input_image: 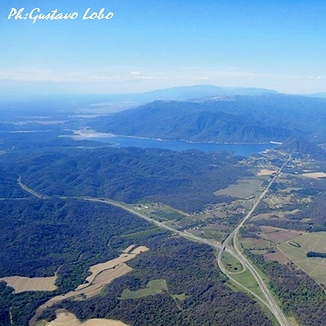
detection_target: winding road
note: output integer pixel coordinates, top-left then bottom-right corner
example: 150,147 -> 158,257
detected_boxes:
18,159 -> 291,326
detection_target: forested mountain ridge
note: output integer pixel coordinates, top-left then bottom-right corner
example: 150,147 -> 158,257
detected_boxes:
9,147 -> 250,212
279,137 -> 326,161
0,145 -> 268,326
92,93 -> 326,144
92,99 -> 300,143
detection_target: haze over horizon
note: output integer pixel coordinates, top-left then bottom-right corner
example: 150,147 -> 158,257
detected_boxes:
1,0 -> 326,96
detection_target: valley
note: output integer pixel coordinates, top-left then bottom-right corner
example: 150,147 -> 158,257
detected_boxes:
2,144 -> 326,326
1,91 -> 326,325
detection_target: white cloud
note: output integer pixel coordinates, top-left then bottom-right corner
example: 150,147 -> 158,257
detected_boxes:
129,71 -> 151,80
0,68 -> 154,83
0,67 -> 325,94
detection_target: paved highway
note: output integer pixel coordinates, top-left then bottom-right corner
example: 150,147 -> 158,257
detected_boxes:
85,191 -> 290,326
18,160 -> 291,326
217,157 -> 291,326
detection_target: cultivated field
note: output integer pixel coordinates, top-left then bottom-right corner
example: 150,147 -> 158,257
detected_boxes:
34,246 -> 148,326
0,275 -> 57,293
120,279 -> 167,300
301,172 -> 326,178
43,310 -> 128,326
78,264 -> 133,299
123,245 -> 136,253
263,249 -> 290,264
80,245 -> 148,288
279,232 -> 326,285
214,177 -> 263,198
241,238 -> 272,251
260,226 -> 303,244
256,169 -> 276,176
131,246 -> 150,254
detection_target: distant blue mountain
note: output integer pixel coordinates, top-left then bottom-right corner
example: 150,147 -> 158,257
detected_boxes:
0,84 -> 279,114
307,92 -> 326,99
4,85 -> 326,144
126,85 -> 278,102
90,91 -> 326,143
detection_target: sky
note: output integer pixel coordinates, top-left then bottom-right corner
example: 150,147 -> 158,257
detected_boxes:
1,0 -> 326,95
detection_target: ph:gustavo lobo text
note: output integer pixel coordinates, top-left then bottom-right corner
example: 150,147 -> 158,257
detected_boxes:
8,8 -> 114,23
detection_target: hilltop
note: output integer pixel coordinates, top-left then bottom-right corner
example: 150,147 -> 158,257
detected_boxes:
279,137 -> 326,161
91,91 -> 326,144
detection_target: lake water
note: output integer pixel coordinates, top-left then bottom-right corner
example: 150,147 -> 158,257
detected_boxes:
93,135 -> 279,156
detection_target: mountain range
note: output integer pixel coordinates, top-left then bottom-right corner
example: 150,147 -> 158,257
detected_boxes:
91,86 -> 326,144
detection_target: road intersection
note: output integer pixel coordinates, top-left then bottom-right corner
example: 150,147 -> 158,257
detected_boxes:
19,158 -> 291,326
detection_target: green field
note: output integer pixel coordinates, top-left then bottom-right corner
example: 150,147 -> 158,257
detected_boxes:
227,267 -> 280,326
241,238 -> 272,255
130,203 -> 196,228
172,293 -> 187,301
221,251 -> 268,302
279,232 -> 326,285
214,177 -> 263,198
229,269 -> 264,299
120,279 -> 168,300
35,322 -> 47,326
201,228 -> 227,242
221,251 -> 244,273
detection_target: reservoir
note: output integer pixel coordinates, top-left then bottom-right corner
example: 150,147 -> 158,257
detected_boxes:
92,135 -> 279,156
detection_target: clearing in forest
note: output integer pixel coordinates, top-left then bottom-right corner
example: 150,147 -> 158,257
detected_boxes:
0,275 -> 57,293
43,309 -> 128,326
80,245 -> 148,288
120,279 -> 168,300
301,172 -> 326,178
32,246 -> 148,325
256,169 -> 276,176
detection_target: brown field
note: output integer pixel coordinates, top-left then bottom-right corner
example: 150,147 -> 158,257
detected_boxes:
302,172 -> 326,179
260,226 -> 303,244
241,238 -> 272,250
122,245 -> 136,253
93,265 -> 131,285
130,246 -> 148,255
0,275 -> 57,293
264,249 -> 290,264
256,169 -> 276,176
45,310 -> 128,326
75,263 -> 133,299
31,246 -> 148,326
81,246 -> 148,287
35,263 -> 132,310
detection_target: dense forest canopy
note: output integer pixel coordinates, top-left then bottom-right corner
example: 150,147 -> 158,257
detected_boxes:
9,147 -> 250,212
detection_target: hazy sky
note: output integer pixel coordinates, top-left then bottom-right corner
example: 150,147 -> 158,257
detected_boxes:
1,0 -> 326,95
